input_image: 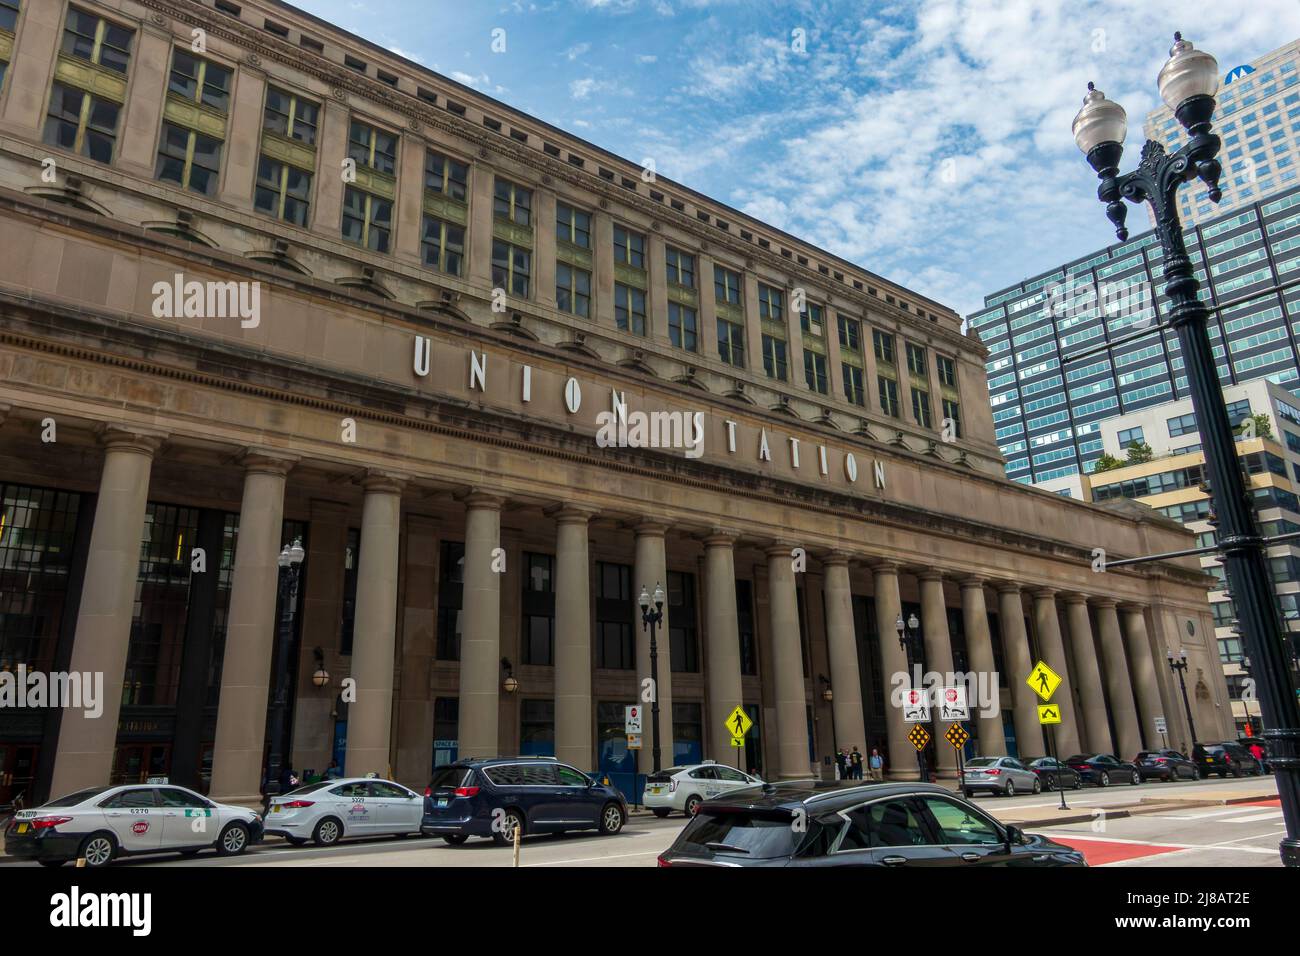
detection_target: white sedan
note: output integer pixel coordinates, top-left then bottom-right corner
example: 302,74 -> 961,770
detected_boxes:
265,777 -> 425,846
4,784 -> 262,867
643,762 -> 762,817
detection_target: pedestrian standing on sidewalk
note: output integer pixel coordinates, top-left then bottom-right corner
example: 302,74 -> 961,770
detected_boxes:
850,746 -> 864,779
869,748 -> 884,782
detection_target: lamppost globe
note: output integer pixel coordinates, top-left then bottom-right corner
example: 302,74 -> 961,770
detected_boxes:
1157,33 -> 1219,117
638,587 -> 650,611
907,613 -> 919,631
287,537 -> 305,565
653,584 -> 665,608
1071,83 -> 1127,157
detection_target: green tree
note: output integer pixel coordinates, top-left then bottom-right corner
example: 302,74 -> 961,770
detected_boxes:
1125,440 -> 1154,464
1239,412 -> 1272,440
1093,453 -> 1123,473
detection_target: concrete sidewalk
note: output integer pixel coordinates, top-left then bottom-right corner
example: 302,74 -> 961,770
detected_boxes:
992,779 -> 1280,828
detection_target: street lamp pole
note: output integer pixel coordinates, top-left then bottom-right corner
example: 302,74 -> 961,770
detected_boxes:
1166,649 -> 1199,752
264,537 -> 305,798
896,612 -> 925,782
638,583 -> 666,775
819,675 -> 837,777
1073,34 -> 1300,866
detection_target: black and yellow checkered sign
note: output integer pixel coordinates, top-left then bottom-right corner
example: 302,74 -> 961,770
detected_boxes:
907,725 -> 930,751
944,724 -> 970,749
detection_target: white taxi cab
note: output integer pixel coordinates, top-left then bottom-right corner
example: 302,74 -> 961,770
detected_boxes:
643,761 -> 762,818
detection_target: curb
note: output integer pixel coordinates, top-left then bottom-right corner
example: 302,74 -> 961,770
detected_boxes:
1004,790 -> 1279,829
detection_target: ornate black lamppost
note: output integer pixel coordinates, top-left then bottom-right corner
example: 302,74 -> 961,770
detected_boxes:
638,583 -> 666,774
1073,33 -> 1300,866
818,674 -> 838,777
1166,648 -> 1199,753
895,612 -> 926,781
264,537 -> 305,798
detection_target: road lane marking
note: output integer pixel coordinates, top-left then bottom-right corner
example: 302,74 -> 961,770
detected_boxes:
1220,810 -> 1284,824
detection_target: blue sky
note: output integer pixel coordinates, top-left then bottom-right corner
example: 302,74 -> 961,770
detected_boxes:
290,0 -> 1300,316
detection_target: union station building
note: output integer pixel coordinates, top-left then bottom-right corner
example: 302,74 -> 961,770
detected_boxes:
0,0 -> 1234,807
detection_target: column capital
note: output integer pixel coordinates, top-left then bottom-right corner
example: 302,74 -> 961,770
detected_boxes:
820,549 -> 853,568
1029,586 -> 1059,601
454,486 -> 504,510
867,557 -> 900,574
1060,591 -> 1091,606
764,539 -> 799,559
992,579 -> 1022,595
627,517 -> 671,538
1118,601 -> 1148,614
1092,596 -> 1119,609
916,568 -> 945,584
363,471 -> 410,496
702,527 -> 741,548
237,447 -> 299,477
958,574 -> 987,589
97,424 -> 167,456
546,503 -> 599,525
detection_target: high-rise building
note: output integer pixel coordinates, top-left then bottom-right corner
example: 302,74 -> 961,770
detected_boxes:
1070,379 -> 1300,737
1144,38 -> 1300,228
970,182 -> 1300,498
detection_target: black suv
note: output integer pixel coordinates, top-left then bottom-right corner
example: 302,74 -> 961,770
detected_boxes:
1192,742 -> 1263,778
657,780 -> 1085,868
420,757 -> 627,845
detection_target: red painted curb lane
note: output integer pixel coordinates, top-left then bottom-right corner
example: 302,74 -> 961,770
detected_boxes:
1051,837 -> 1184,866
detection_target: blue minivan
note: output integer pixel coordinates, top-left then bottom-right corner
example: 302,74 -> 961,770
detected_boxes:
421,757 -> 627,845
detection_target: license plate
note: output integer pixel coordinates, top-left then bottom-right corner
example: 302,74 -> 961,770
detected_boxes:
16,823 -> 28,834
437,798 -> 448,808
271,805 -> 281,813
648,786 -> 662,794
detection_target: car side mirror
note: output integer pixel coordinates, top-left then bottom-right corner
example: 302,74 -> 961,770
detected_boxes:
1004,824 -> 1025,847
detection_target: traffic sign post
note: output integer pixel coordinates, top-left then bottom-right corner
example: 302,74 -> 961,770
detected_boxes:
1155,715 -> 1168,750
944,723 -> 970,793
1037,699 -> 1068,810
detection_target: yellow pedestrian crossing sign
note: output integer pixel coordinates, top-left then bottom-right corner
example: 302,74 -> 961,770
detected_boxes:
1038,703 -> 1062,725
730,735 -> 745,748
725,706 -> 752,739
1027,660 -> 1062,702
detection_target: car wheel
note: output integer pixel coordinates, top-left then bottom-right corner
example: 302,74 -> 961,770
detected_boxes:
217,822 -> 250,857
1004,779 -> 1015,797
37,859 -> 67,868
1072,775 -> 1081,790
79,832 -> 116,868
963,789 -> 975,798
492,809 -> 525,847
651,808 -> 670,819
1131,772 -> 1141,786
599,803 -> 625,835
1099,772 -> 1111,787
1044,773 -> 1056,790
313,817 -> 343,847
685,795 -> 703,817
441,834 -> 469,846
1031,777 -> 1042,794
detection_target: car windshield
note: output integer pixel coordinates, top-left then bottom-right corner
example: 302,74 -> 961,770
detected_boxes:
965,758 -> 997,767
681,810 -> 804,859
284,781 -> 336,795
43,787 -> 110,808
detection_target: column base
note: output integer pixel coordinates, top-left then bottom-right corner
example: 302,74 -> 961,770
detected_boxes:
886,768 -> 922,782
932,767 -> 960,782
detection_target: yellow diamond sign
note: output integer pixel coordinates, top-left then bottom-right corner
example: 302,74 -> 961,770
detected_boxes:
725,706 -> 752,739
1027,660 -> 1062,702
907,725 -> 931,751
1038,703 -> 1062,725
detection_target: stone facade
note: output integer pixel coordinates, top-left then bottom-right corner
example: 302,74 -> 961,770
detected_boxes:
0,0 -> 1233,806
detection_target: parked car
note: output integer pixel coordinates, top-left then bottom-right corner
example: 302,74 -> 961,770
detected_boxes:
1022,757 -> 1082,791
644,762 -> 762,817
265,777 -> 424,846
961,756 -> 1040,797
1065,754 -> 1141,787
4,784 -> 262,867
420,756 -> 627,845
1193,742 -> 1264,778
1134,750 -> 1199,781
657,780 -> 1086,867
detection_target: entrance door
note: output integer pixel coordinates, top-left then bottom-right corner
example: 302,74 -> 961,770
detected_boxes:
0,745 -> 37,806
112,744 -> 172,785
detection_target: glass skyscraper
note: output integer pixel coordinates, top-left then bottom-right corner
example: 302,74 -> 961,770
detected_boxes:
970,183 -> 1300,492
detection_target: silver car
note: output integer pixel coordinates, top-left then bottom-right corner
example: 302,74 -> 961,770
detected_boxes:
962,756 -> 1042,797
4,784 -> 262,867
265,777 -> 425,846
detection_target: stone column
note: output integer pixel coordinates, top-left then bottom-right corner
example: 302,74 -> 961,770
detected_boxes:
1063,593 -> 1113,754
342,474 -> 405,777
872,561 -> 917,780
1031,589 -> 1081,758
1095,599 -> 1142,758
996,583 -> 1042,759
1120,604 -> 1163,752
823,554 -> 867,760
960,577 -> 1006,757
704,530 -> 744,765
633,521 -> 674,772
208,451 -> 297,803
49,428 -> 162,798
918,570 -> 958,777
457,492 -> 505,759
767,543 -> 807,778
552,505 -> 595,770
